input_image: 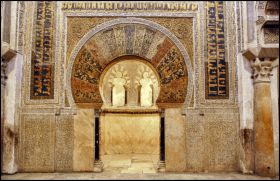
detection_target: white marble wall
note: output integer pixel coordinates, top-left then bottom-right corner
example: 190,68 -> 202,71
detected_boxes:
2,53 -> 23,174
73,109 -> 95,172
100,113 -> 160,155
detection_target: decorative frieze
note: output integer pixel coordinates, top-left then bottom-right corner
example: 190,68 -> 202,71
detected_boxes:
61,2 -> 198,12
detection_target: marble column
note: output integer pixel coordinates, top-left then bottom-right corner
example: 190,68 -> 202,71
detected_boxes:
250,58 -> 275,177
93,109 -> 104,172
156,109 -> 166,172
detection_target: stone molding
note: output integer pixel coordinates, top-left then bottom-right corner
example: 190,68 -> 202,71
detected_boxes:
1,42 -> 16,61
1,42 -> 17,86
156,160 -> 166,172
93,160 -> 103,172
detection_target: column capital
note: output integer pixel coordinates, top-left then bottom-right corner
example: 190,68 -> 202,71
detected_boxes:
250,58 -> 279,84
158,108 -> 165,117
243,46 -> 279,84
94,109 -> 102,117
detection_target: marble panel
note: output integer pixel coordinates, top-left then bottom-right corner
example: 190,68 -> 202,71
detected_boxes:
73,109 -> 95,172
19,114 -> 55,172
55,114 -> 74,172
165,108 -> 187,172
100,113 -> 160,155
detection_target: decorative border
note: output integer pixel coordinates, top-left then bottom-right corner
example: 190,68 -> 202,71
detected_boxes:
64,15 -> 196,112
23,1 -> 61,106
199,1 -> 238,107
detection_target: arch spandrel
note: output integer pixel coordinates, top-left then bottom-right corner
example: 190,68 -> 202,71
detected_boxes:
67,18 -> 193,110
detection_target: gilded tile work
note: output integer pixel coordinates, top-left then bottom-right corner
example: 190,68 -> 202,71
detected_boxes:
67,17 -> 118,66
30,1 -> 56,99
144,18 -> 193,66
205,1 -> 228,99
61,2 -> 198,12
70,23 -> 188,105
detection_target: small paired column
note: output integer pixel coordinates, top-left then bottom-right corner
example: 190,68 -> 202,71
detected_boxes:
156,109 -> 166,172
250,57 -> 276,177
93,109 -> 103,172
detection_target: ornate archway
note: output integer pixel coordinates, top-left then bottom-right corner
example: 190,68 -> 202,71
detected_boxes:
66,18 -> 194,111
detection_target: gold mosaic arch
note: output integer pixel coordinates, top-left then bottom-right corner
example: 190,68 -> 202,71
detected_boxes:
66,18 -> 194,109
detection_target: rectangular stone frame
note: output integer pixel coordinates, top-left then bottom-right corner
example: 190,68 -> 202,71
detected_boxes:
198,1 -> 239,108
21,1 -> 62,108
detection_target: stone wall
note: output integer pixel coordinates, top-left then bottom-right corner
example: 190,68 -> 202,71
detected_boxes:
18,110 -> 74,172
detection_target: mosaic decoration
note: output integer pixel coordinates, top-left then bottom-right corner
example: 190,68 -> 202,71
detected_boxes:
205,1 -> 228,99
71,24 -> 188,105
67,17 -> 194,67
61,2 -> 198,12
30,1 -> 55,99
67,17 -> 118,65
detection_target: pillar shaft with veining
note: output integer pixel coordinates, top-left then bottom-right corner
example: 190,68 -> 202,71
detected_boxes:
251,58 -> 275,176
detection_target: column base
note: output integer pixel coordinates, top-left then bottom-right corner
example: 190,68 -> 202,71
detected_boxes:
156,160 -> 166,172
93,160 -> 103,172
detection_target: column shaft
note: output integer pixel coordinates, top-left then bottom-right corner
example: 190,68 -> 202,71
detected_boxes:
254,82 -> 275,176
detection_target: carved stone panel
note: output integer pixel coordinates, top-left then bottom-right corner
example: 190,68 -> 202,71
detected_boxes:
19,114 -> 55,172
185,113 -> 204,172
264,27 -> 279,44
55,114 -> 74,172
204,114 -> 238,172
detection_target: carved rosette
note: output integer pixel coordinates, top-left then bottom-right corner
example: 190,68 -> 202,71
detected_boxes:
250,58 -> 274,84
